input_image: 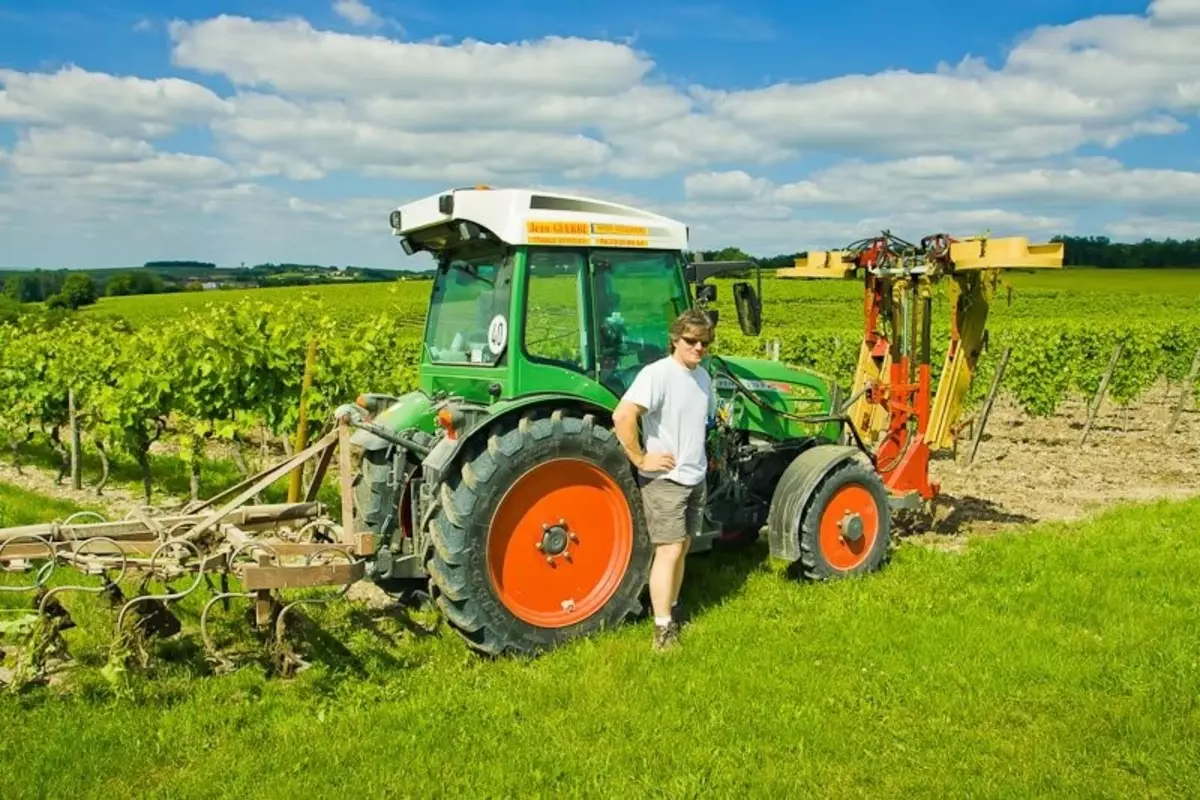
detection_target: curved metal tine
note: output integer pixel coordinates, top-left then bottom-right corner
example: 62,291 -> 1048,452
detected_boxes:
199,590 -> 256,673
63,511 -> 107,528
228,541 -> 281,569
164,520 -> 198,543
0,535 -> 58,593
291,518 -> 340,544
114,539 -> 206,635
273,547 -> 362,675
200,541 -> 285,673
38,538 -> 130,615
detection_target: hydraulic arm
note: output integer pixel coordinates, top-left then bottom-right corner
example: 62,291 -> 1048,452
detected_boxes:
778,232 -> 1064,503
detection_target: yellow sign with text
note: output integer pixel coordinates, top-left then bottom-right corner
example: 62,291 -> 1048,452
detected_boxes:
526,220 -> 652,248
594,237 -> 649,247
528,235 -> 592,245
591,223 -> 649,237
527,221 -> 590,236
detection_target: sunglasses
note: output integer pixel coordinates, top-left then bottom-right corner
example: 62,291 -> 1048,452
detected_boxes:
680,336 -> 711,348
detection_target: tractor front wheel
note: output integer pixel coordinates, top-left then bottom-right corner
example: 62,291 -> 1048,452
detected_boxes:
796,459 -> 891,580
426,409 -> 652,656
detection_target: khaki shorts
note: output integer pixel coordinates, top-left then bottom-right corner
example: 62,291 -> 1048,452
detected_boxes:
640,477 -> 707,545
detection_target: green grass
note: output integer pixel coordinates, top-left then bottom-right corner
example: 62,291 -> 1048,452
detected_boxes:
0,481 -> 105,527
2,487 -> 1199,797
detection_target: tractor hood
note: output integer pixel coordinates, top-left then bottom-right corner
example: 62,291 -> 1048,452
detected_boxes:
709,354 -> 841,443
348,390 -> 438,451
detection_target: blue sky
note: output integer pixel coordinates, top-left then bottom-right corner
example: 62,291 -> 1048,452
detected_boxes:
1,0 -> 1198,269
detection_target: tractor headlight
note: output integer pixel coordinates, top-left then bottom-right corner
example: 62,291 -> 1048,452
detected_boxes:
389,210 -> 402,230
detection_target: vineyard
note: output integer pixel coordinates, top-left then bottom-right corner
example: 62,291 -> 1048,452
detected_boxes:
2,265 -> 1200,798
2,269 -> 1200,509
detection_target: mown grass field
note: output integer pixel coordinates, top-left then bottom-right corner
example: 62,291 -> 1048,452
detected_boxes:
1,481 -> 1198,797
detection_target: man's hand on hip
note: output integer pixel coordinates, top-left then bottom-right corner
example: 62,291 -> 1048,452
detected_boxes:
639,452 -> 676,472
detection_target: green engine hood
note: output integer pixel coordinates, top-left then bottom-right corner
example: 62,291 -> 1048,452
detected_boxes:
709,355 -> 841,443
375,390 -> 438,434
349,390 -> 438,451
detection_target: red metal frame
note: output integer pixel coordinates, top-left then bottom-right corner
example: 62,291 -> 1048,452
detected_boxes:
851,238 -> 941,503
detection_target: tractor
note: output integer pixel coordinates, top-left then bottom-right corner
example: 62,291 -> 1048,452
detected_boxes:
337,187 -> 1064,656
0,187 -> 1064,683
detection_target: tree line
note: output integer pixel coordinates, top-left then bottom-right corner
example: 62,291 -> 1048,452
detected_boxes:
1049,236 -> 1200,268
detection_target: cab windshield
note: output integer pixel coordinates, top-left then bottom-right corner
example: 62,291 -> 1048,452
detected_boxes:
521,246 -> 690,394
424,246 -> 514,365
593,250 -> 690,394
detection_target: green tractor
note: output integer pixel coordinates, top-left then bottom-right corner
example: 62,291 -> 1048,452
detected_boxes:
339,187 -> 893,655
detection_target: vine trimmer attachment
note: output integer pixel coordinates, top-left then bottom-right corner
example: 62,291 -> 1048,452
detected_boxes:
780,231 -> 1064,506
0,420 -> 376,688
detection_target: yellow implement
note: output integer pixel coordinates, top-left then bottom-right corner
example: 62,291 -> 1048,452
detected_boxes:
774,232 -> 1064,494
779,235 -> 1065,279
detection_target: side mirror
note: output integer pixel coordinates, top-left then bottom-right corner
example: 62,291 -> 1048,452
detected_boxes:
696,283 -> 717,303
732,282 -> 761,336
705,309 -> 719,327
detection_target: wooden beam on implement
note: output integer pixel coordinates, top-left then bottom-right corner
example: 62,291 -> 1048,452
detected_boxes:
183,429 -> 340,543
240,560 -> 365,591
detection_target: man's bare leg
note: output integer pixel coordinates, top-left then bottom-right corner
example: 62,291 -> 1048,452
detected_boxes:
650,540 -> 685,622
670,537 -> 690,607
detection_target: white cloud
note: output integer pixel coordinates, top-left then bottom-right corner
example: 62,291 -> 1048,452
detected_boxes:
696,2 -> 1200,162
681,157 -> 1200,228
0,65 -> 230,137
4,128 -> 239,220
14,127 -> 156,163
211,93 -> 613,182
684,170 -> 775,202
682,208 -> 1072,256
332,0 -> 381,28
169,16 -> 650,98
1106,215 -> 1200,240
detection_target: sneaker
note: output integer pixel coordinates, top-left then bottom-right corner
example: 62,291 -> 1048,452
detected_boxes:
652,621 -> 680,652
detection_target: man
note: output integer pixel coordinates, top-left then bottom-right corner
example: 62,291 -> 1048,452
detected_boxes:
613,308 -> 715,651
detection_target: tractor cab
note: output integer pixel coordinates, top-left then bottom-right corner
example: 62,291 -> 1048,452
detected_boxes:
391,187 -> 706,404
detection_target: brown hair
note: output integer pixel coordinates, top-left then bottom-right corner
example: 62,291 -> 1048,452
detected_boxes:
668,308 -> 714,352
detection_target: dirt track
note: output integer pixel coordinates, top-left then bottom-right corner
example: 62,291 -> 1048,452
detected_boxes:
920,381 -> 1200,543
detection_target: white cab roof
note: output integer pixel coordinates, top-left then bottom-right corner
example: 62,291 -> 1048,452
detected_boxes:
390,187 -> 688,251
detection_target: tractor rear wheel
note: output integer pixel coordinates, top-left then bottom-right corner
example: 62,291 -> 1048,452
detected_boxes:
426,409 -> 652,656
797,459 -> 891,580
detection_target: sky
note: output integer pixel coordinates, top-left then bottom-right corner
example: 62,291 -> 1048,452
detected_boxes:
1,0 -> 1199,270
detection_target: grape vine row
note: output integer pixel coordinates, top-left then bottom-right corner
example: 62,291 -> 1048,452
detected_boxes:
3,286 -> 1198,502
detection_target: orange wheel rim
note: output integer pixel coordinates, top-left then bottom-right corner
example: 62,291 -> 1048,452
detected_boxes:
487,458 -> 633,628
817,484 -> 879,570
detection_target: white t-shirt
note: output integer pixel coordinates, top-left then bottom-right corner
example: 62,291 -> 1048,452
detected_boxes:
621,355 -> 715,486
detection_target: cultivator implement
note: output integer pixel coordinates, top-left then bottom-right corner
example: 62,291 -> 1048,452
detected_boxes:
0,422 -> 376,689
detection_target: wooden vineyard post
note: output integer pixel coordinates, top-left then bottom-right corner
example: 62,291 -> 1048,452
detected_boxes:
966,346 -> 1011,469
287,337 -> 318,503
69,388 -> 82,490
1167,348 -> 1200,435
1079,342 -> 1123,447
338,415 -> 355,545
